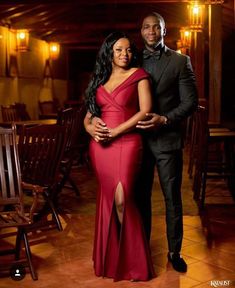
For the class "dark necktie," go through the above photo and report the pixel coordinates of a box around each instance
[143,49,161,60]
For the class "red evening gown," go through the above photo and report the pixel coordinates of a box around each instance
[89,68,155,281]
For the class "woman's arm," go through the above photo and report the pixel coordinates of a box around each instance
[108,78,152,138]
[84,111,94,137]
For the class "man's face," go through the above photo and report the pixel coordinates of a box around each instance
[141,15,166,50]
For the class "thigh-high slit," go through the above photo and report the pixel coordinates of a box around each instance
[90,133,155,281]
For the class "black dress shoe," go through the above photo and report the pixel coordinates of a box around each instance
[167,253,187,272]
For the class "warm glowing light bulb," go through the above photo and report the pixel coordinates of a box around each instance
[49,42,60,59]
[16,30,29,51]
[185,31,190,37]
[193,6,199,14]
[51,45,58,52]
[19,32,26,39]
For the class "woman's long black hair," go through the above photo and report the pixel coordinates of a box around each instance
[85,31,140,117]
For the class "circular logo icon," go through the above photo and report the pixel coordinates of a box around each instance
[10,264,26,281]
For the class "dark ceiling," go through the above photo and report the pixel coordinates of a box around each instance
[0,0,234,50]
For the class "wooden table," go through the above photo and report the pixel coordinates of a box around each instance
[39,113,58,120]
[0,119,57,130]
[15,119,56,126]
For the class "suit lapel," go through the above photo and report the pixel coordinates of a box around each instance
[153,46,171,84]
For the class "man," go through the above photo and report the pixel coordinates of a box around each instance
[135,12,198,273]
[84,12,198,273]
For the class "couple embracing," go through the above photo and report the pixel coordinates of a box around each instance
[84,12,198,282]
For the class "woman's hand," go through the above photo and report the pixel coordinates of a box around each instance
[108,127,120,140]
[91,117,110,142]
[84,113,110,143]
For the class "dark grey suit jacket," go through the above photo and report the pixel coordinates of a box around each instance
[142,45,198,152]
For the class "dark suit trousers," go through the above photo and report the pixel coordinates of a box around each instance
[136,143,183,253]
[135,140,155,241]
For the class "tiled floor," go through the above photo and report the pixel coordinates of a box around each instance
[0,148,235,288]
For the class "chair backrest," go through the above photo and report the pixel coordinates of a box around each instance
[1,105,20,122]
[18,124,67,188]
[38,100,58,115]
[76,103,89,147]
[57,104,88,152]
[193,105,209,168]
[0,125,24,215]
[57,107,81,153]
[14,102,31,120]
[195,105,209,143]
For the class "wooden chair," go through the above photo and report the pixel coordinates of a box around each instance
[56,105,89,197]
[1,103,31,123]
[76,104,90,166]
[191,106,235,208]
[14,102,31,120]
[191,106,208,199]
[38,100,59,119]
[0,125,38,280]
[17,124,67,231]
[1,105,20,122]
[188,106,231,179]
[187,110,198,179]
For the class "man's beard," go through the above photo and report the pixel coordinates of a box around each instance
[143,39,162,50]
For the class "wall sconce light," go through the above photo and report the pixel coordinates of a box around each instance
[16,29,29,52]
[176,37,191,55]
[188,2,204,30]
[180,28,192,48]
[176,40,183,54]
[49,42,60,60]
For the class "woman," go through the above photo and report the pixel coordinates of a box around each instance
[84,31,155,281]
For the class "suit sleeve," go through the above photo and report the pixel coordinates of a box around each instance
[165,55,198,123]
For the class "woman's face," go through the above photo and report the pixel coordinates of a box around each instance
[112,38,133,68]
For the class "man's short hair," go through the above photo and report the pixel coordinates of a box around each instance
[142,12,166,28]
